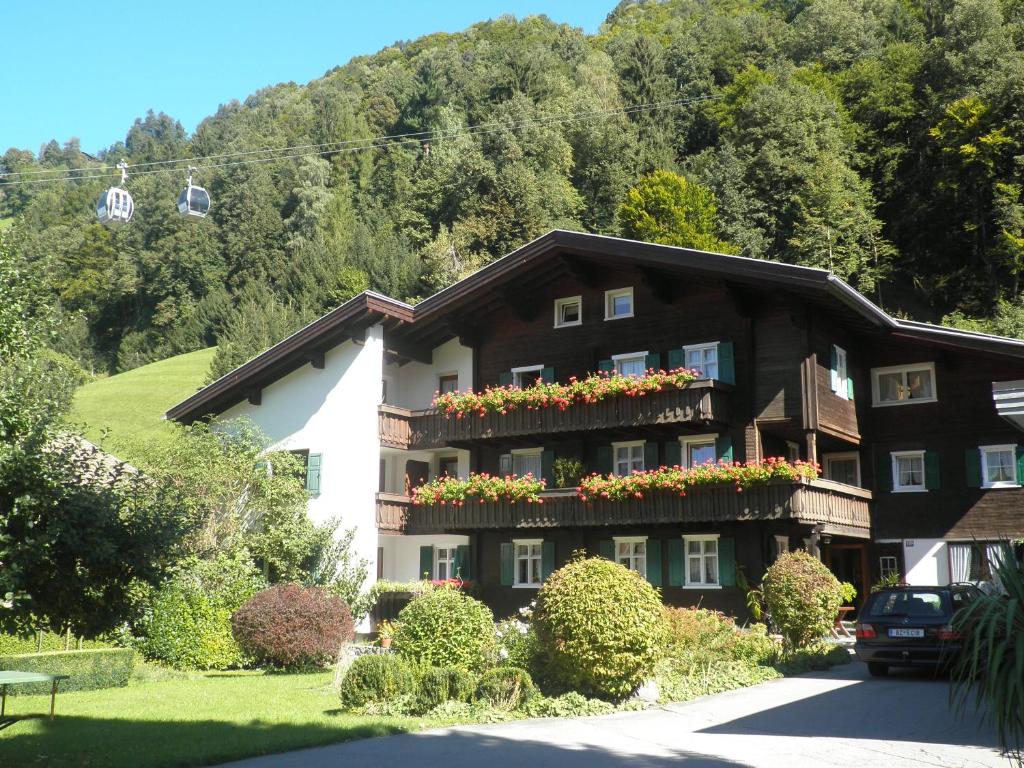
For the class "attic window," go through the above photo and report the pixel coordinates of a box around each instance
[604,288,633,320]
[554,296,582,328]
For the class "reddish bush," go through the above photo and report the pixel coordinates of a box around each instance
[231,583,354,669]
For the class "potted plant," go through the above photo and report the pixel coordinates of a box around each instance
[377,619,397,649]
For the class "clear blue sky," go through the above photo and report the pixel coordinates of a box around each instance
[2,2,609,156]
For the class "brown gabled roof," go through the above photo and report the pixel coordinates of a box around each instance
[167,229,1024,424]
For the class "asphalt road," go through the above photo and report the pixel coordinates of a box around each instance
[222,660,1005,768]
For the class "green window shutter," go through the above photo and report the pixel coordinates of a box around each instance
[667,539,684,587]
[643,441,659,470]
[966,448,982,488]
[665,440,682,467]
[715,434,733,463]
[925,450,941,490]
[598,359,615,373]
[419,546,434,580]
[498,371,513,386]
[829,345,839,393]
[847,376,855,400]
[646,539,663,586]
[595,445,613,475]
[305,453,322,496]
[667,348,685,370]
[454,544,471,580]
[718,538,736,587]
[875,451,892,493]
[540,366,555,384]
[500,543,514,586]
[500,453,513,476]
[598,539,615,560]
[1017,447,1024,486]
[541,541,555,581]
[718,341,735,384]
[644,353,661,372]
[541,449,555,486]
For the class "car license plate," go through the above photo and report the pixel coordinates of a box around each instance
[889,628,924,638]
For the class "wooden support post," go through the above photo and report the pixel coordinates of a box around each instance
[50,679,58,720]
[805,430,818,466]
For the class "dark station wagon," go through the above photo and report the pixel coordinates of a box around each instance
[854,585,981,677]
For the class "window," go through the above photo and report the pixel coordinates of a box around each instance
[604,287,634,320]
[684,535,720,587]
[615,537,647,574]
[438,374,459,395]
[872,363,937,406]
[786,441,800,463]
[612,351,648,378]
[434,546,456,580]
[680,434,717,467]
[824,452,861,487]
[774,535,790,561]
[892,450,926,493]
[514,539,543,587]
[980,444,1019,488]
[879,555,898,580]
[512,448,543,479]
[684,342,719,380]
[613,440,645,475]
[831,345,849,400]
[554,296,582,328]
[512,364,544,388]
[438,456,459,479]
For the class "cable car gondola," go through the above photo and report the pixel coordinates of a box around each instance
[96,160,134,226]
[177,167,210,218]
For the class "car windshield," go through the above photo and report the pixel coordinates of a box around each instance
[869,590,946,617]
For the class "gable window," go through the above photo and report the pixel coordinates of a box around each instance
[891,450,926,493]
[512,364,544,388]
[554,296,582,328]
[438,373,459,395]
[684,342,719,380]
[824,452,861,487]
[684,535,720,587]
[510,448,542,479]
[612,440,645,475]
[434,546,456,580]
[830,345,850,400]
[680,434,717,467]
[979,444,1019,488]
[615,537,647,574]
[604,287,634,320]
[612,351,648,378]
[872,363,937,406]
[514,539,543,587]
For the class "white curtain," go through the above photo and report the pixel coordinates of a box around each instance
[949,544,972,583]
[986,543,1011,593]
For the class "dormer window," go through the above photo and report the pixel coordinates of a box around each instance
[604,287,634,320]
[554,296,582,328]
[872,363,936,406]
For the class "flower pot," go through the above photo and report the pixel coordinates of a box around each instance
[380,636,392,649]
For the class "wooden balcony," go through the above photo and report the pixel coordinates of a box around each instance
[403,478,871,538]
[379,405,413,449]
[376,492,411,534]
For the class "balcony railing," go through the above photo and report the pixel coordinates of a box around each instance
[376,492,411,533]
[401,478,871,538]
[378,405,413,449]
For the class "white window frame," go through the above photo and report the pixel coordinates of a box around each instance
[679,433,718,467]
[612,439,646,476]
[682,534,721,589]
[553,295,582,328]
[891,450,926,493]
[437,371,460,396]
[979,444,1019,489]
[823,451,861,487]
[614,536,647,575]
[604,287,634,320]
[434,544,458,581]
[683,342,720,380]
[832,345,849,400]
[774,535,790,560]
[879,555,899,580]
[871,362,937,407]
[513,538,543,588]
[511,447,543,480]
[612,350,648,377]
[511,364,544,388]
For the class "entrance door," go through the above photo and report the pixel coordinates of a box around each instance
[824,543,869,615]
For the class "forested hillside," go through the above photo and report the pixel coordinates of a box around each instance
[3,0,1024,378]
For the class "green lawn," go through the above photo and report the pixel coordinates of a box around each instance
[67,347,216,465]
[0,669,426,768]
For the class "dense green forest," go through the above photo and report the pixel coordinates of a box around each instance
[3,0,1024,378]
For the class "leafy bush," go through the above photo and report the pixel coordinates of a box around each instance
[552,457,584,488]
[495,614,540,671]
[414,666,477,714]
[521,691,619,718]
[533,555,669,700]
[0,649,134,693]
[664,607,778,666]
[655,658,782,703]
[762,551,843,649]
[338,653,416,710]
[474,667,537,710]
[0,632,109,656]
[231,583,354,669]
[392,586,496,671]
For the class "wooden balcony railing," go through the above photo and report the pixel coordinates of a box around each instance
[378,405,413,449]
[376,492,411,533]
[402,478,871,538]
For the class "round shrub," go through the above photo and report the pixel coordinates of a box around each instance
[762,551,843,649]
[475,667,537,710]
[414,666,477,714]
[231,583,354,669]
[392,586,496,671]
[533,556,668,700]
[339,653,416,710]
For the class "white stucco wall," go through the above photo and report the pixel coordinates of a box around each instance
[379,534,470,582]
[386,337,473,409]
[902,539,950,585]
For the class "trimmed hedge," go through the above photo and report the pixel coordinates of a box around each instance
[0,649,135,694]
[339,653,416,710]
[392,586,497,671]
[414,666,476,714]
[763,551,843,649]
[475,667,536,710]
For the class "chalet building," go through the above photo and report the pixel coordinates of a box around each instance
[168,231,1024,618]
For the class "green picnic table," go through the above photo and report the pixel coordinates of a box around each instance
[0,671,69,721]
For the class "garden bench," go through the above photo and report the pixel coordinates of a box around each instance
[0,671,69,722]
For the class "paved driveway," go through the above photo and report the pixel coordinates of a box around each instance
[223,661,1005,768]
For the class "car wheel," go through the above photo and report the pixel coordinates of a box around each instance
[867,662,889,677]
